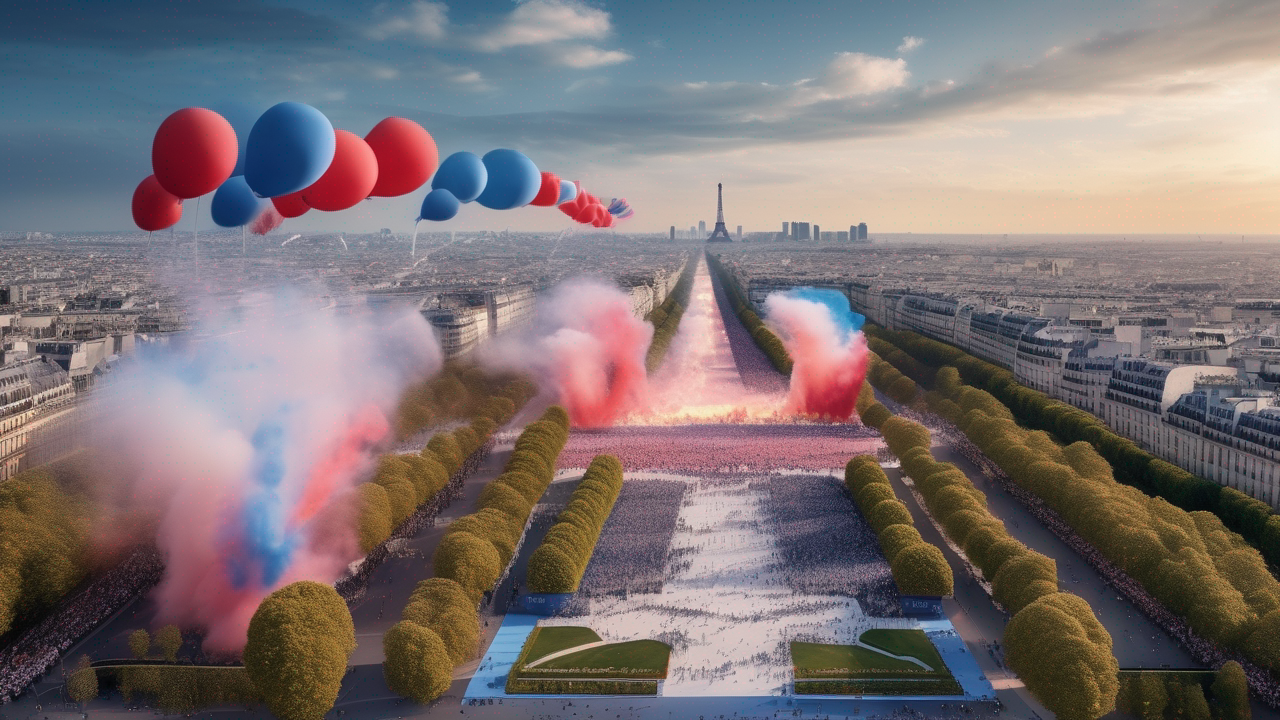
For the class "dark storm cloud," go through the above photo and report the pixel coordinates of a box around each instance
[2,0,342,54]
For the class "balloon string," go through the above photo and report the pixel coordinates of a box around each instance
[411,219,421,258]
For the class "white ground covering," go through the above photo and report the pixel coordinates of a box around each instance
[540,474,915,696]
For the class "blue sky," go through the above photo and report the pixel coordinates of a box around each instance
[3,0,1278,234]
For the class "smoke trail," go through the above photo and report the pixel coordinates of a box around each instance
[764,288,869,421]
[251,206,284,235]
[100,290,442,653]
[481,278,652,427]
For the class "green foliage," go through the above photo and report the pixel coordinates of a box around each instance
[646,258,698,371]
[426,433,463,474]
[0,470,91,636]
[878,524,924,564]
[402,578,479,665]
[867,499,913,534]
[860,402,892,429]
[992,551,1058,614]
[432,531,502,597]
[1211,661,1251,720]
[383,620,453,703]
[356,482,393,553]
[128,628,151,660]
[527,454,625,593]
[67,656,98,705]
[155,624,183,662]
[1005,592,1119,720]
[244,581,356,720]
[890,543,953,596]
[706,253,793,375]
[116,666,261,713]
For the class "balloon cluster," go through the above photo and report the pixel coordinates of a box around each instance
[132,101,630,235]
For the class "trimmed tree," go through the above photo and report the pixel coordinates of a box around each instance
[1004,592,1118,720]
[383,621,453,703]
[244,581,356,720]
[128,628,151,660]
[890,542,953,596]
[155,624,183,662]
[67,655,98,706]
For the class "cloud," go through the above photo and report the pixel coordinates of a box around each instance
[811,52,910,99]
[897,36,925,54]
[550,44,633,68]
[566,76,609,93]
[475,0,612,51]
[367,1,449,42]
[0,0,340,53]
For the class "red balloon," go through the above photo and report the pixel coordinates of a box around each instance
[152,108,238,199]
[272,191,310,218]
[300,130,379,211]
[601,212,614,228]
[132,175,184,231]
[574,202,597,223]
[365,117,437,198]
[530,172,561,207]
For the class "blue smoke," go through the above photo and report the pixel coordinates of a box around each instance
[229,410,299,588]
[782,288,865,340]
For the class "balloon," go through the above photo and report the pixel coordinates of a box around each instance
[132,175,183,231]
[419,188,460,221]
[211,176,266,227]
[559,182,587,217]
[431,152,487,203]
[272,191,310,218]
[245,102,336,198]
[152,108,238,199]
[601,212,615,228]
[475,149,540,210]
[530,172,561,207]
[209,101,260,177]
[573,202,597,223]
[557,180,578,205]
[299,129,379,211]
[365,117,438,197]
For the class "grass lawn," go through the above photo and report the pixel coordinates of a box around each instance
[523,626,602,664]
[792,641,931,679]
[522,639,671,678]
[859,629,947,671]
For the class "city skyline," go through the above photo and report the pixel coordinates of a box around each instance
[2,0,1278,234]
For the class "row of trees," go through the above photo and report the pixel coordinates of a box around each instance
[527,454,625,593]
[645,256,698,371]
[872,408,1119,720]
[394,362,537,441]
[866,350,921,407]
[383,405,572,704]
[357,376,534,554]
[127,625,183,661]
[844,455,953,596]
[0,470,91,638]
[867,324,1280,569]
[928,373,1280,674]
[1117,664,1250,720]
[112,665,262,714]
[706,253,792,375]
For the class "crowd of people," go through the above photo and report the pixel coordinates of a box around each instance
[576,480,687,596]
[945,424,1280,707]
[0,547,164,703]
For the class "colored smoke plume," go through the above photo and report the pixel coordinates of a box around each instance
[482,278,652,427]
[99,291,442,653]
[764,288,869,420]
[251,205,284,235]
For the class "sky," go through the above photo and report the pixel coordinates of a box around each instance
[3,0,1279,234]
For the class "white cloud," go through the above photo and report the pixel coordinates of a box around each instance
[793,52,909,103]
[475,0,612,52]
[897,36,925,54]
[550,44,633,68]
[367,1,449,42]
[566,76,609,93]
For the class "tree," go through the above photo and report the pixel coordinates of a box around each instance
[244,581,356,720]
[356,482,393,553]
[868,499,913,534]
[1004,593,1118,720]
[1210,661,1250,720]
[1182,682,1212,720]
[383,621,453,703]
[156,624,183,662]
[128,628,151,660]
[993,551,1058,613]
[1136,672,1168,720]
[67,655,98,706]
[432,531,501,597]
[527,543,579,594]
[890,542,953,596]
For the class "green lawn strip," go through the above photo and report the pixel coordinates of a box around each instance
[791,640,952,680]
[858,629,948,672]
[505,679,658,695]
[518,640,670,679]
[523,626,603,664]
[795,678,964,696]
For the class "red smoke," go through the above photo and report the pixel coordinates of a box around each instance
[764,294,869,420]
[251,205,284,235]
[290,403,389,528]
[546,286,652,427]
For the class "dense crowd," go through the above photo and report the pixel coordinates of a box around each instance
[560,424,881,473]
[577,480,687,596]
[0,547,164,703]
[764,475,900,616]
[945,423,1280,708]
[707,258,789,394]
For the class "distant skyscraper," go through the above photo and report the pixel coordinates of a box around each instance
[837,231,849,242]
[690,226,696,238]
[797,222,810,240]
[782,222,789,236]
[736,225,742,239]
[790,222,798,240]
[858,222,868,240]
[813,224,820,241]
[850,225,856,241]
[699,220,706,236]
[670,226,675,241]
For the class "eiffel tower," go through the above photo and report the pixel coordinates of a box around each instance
[706,182,733,242]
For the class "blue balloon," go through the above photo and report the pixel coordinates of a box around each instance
[211,176,266,227]
[557,180,578,205]
[244,102,336,198]
[475,149,540,210]
[419,188,460,222]
[209,101,260,177]
[431,152,487,203]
